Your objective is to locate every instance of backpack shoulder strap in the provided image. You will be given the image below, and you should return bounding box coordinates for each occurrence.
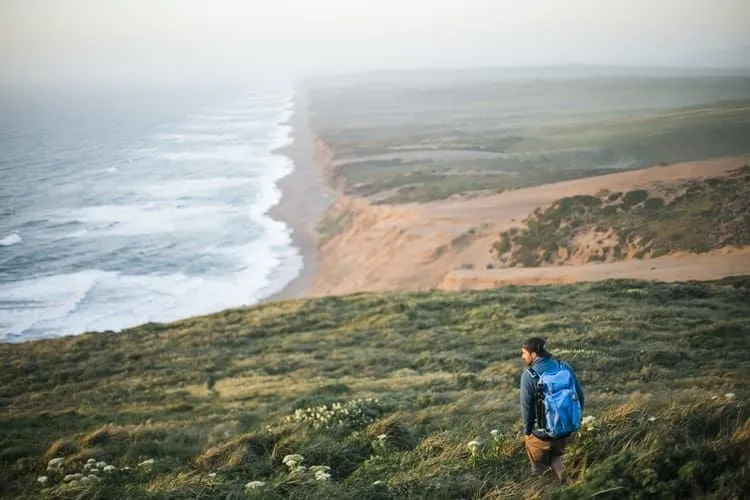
[527,367,540,381]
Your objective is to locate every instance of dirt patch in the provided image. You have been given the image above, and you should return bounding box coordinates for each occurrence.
[311,156,750,296]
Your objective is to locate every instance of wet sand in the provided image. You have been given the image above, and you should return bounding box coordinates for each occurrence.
[264,84,334,302]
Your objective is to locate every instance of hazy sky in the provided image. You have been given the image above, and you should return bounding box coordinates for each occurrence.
[1,0,749,85]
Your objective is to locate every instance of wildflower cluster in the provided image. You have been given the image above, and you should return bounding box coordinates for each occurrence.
[38,457,143,488]
[580,415,597,432]
[137,458,155,472]
[245,480,266,490]
[282,398,383,430]
[467,439,482,457]
[281,454,332,481]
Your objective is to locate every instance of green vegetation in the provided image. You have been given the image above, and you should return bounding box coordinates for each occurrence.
[2,278,750,498]
[308,72,750,203]
[493,165,750,266]
[316,204,355,244]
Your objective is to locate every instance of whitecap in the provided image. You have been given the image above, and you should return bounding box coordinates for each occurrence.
[138,176,254,198]
[64,228,89,238]
[65,203,237,237]
[0,270,105,341]
[0,233,21,246]
[153,132,236,143]
[0,221,302,341]
[158,144,262,162]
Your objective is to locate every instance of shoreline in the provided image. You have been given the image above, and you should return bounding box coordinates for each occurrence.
[263,83,334,303]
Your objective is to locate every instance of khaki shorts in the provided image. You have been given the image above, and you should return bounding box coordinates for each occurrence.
[525,434,567,475]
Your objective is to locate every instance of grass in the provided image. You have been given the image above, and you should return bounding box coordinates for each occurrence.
[492,165,750,266]
[308,72,750,203]
[1,278,750,498]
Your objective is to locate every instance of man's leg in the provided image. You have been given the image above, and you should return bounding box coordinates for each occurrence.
[550,455,565,482]
[549,438,568,484]
[524,435,551,475]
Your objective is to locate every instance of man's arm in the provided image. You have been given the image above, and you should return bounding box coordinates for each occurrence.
[520,370,536,435]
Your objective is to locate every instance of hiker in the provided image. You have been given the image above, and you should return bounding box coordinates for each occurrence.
[520,337,584,484]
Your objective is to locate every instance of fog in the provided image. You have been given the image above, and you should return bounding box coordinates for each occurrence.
[1,0,749,86]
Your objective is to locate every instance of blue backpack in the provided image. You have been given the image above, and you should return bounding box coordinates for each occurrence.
[528,361,582,438]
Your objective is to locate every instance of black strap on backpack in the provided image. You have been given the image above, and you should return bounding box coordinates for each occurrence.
[527,367,546,432]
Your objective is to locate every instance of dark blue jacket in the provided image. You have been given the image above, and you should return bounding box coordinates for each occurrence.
[520,356,585,436]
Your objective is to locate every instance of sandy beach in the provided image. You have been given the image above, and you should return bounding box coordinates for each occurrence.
[264,84,334,302]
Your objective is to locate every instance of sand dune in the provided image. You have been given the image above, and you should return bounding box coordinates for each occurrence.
[311,156,750,296]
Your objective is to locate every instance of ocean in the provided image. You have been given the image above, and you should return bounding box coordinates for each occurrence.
[0,81,302,341]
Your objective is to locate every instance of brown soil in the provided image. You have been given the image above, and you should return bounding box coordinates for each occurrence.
[310,156,750,296]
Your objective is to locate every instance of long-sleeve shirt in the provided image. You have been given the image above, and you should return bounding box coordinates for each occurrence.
[520,356,585,436]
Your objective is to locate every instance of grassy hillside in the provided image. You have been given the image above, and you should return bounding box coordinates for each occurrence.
[2,279,749,499]
[308,73,750,203]
[492,165,750,266]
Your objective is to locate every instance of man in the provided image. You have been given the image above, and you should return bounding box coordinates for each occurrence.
[520,337,584,484]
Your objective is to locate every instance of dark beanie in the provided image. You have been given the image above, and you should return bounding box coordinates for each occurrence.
[522,337,547,355]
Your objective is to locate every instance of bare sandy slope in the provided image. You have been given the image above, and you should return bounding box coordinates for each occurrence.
[310,156,750,296]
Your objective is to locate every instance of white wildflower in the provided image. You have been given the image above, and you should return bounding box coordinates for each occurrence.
[37,476,48,484]
[309,465,331,474]
[86,458,96,464]
[291,465,307,474]
[648,416,657,422]
[490,429,500,438]
[47,458,64,469]
[138,459,155,468]
[207,472,217,478]
[315,471,331,481]
[373,480,385,486]
[87,474,100,482]
[377,434,387,441]
[725,393,736,400]
[467,440,481,456]
[282,454,305,469]
[581,415,597,431]
[95,461,107,468]
[89,468,99,474]
[63,473,83,482]
[103,465,116,473]
[121,466,131,471]
[245,480,266,489]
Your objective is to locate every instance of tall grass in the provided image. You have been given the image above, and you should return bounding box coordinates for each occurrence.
[1,278,749,498]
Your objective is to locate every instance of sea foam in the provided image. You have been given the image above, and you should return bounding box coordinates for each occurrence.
[0,233,21,246]
[0,82,302,341]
